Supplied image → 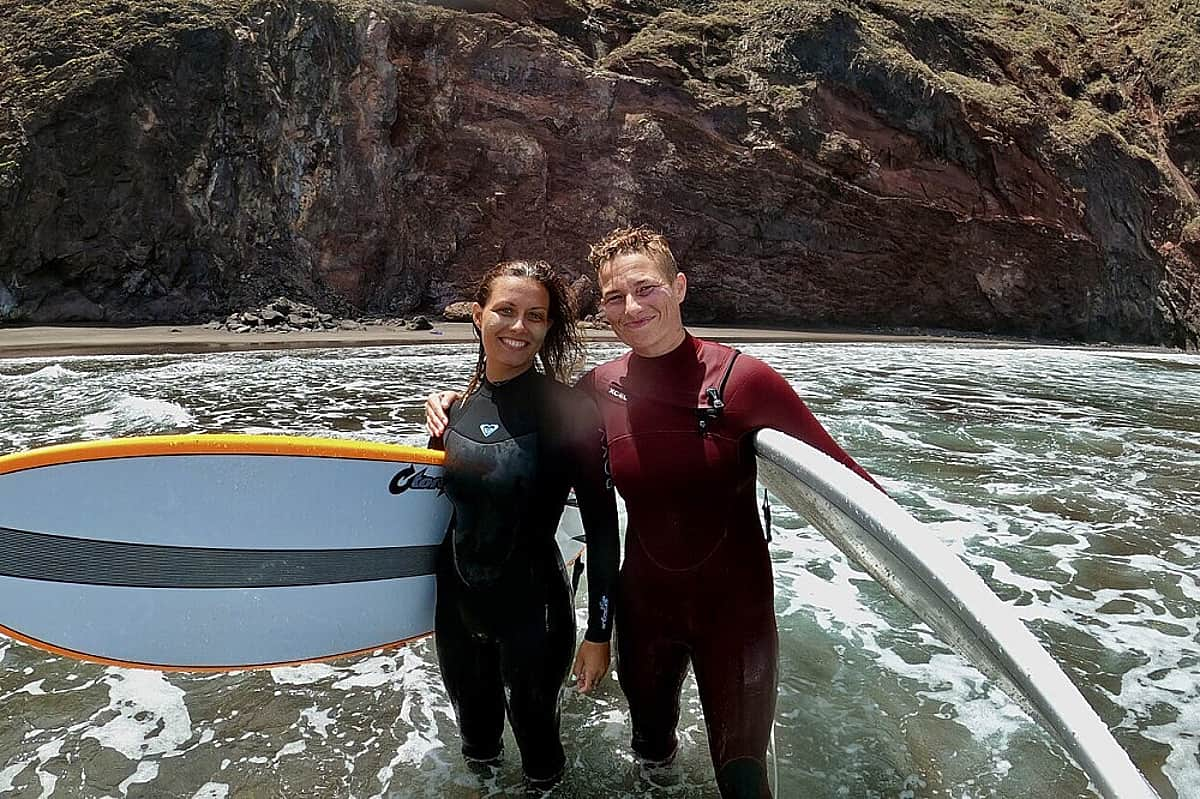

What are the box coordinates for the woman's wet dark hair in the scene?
[464,260,583,396]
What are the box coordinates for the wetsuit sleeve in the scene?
[566,389,619,643]
[728,356,884,492]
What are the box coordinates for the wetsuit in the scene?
[432,367,618,785]
[579,334,878,799]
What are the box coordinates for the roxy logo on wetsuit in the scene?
[388,465,444,495]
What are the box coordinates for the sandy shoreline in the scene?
[0,321,1108,359]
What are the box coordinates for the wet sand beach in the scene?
[0,322,1062,359]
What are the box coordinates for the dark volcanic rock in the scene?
[568,273,598,318]
[219,294,341,332]
[0,0,1198,348]
[442,301,473,321]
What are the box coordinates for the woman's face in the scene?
[473,275,553,382]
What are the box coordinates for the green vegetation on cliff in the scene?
[598,0,1200,170]
[4,0,1198,178]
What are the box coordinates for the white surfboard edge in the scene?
[753,428,1158,799]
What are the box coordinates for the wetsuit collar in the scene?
[480,365,539,397]
[623,332,725,409]
[628,332,701,370]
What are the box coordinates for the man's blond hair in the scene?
[588,226,679,282]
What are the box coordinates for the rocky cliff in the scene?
[1,0,1198,347]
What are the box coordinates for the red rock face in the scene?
[0,0,1197,348]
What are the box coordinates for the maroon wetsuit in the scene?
[579,334,878,798]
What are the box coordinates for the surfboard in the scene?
[0,434,585,672]
[753,428,1158,799]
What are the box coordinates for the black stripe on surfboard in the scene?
[0,526,439,588]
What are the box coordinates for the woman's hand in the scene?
[424,390,460,437]
[572,640,611,693]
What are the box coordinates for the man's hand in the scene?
[424,390,460,438]
[572,640,611,693]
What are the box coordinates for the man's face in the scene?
[598,253,687,358]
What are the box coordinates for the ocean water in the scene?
[0,341,1197,798]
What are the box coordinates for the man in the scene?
[428,227,879,797]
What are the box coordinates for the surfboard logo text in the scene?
[389,465,444,495]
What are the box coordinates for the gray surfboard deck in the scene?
[0,434,584,671]
[753,428,1158,799]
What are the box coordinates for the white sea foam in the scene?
[330,656,402,691]
[17,679,46,696]
[773,544,882,634]
[298,706,335,738]
[859,421,940,451]
[0,760,32,793]
[115,760,159,797]
[82,669,193,760]
[28,739,62,799]
[270,663,337,686]
[81,395,193,435]
[1094,350,1200,366]
[273,740,306,761]
[23,364,81,381]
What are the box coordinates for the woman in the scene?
[429,260,618,789]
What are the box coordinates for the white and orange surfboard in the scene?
[0,434,584,672]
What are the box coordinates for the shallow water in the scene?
[0,342,1197,798]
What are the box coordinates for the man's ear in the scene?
[471,303,483,332]
[673,272,687,304]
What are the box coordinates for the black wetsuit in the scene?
[433,367,619,784]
